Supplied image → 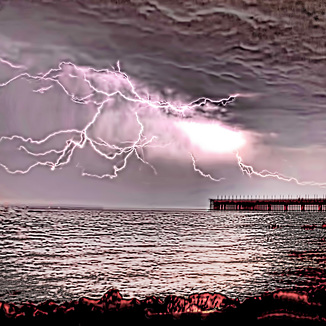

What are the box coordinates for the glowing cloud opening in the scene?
[176,121,246,154]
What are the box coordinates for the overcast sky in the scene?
[0,0,326,209]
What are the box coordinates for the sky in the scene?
[0,0,326,209]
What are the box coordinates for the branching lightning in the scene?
[236,152,326,187]
[1,56,325,187]
[0,57,234,180]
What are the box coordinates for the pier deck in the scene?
[209,197,326,211]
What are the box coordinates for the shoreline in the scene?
[1,286,326,325]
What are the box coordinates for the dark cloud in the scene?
[0,0,326,208]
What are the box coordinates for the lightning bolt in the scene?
[33,85,54,94]
[0,57,25,69]
[236,152,326,187]
[0,57,235,180]
[190,153,224,182]
[2,56,324,187]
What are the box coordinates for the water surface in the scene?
[1,207,325,303]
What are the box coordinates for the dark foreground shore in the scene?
[1,286,326,326]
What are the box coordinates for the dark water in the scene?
[1,206,325,304]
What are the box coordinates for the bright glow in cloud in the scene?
[176,121,245,153]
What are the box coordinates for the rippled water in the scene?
[1,206,326,303]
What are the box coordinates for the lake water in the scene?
[1,206,325,303]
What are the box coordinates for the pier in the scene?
[209,197,326,211]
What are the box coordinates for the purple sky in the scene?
[0,1,326,209]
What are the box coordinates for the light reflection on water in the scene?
[0,207,325,303]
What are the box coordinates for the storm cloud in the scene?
[0,0,326,208]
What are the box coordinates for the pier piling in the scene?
[210,197,326,211]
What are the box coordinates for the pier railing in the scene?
[209,198,326,211]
